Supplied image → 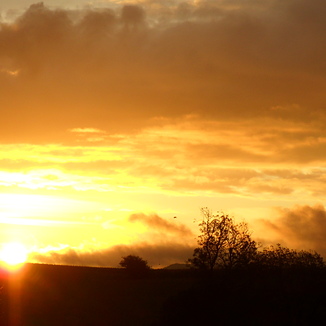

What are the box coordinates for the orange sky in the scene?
[1,0,326,267]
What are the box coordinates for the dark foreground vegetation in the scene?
[1,263,326,326]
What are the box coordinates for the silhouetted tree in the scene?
[219,220,257,269]
[119,255,150,278]
[189,207,257,270]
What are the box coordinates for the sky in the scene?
[0,0,326,268]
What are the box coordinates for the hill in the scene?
[163,263,190,270]
[1,263,326,325]
[0,263,195,326]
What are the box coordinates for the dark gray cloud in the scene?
[0,1,326,142]
[30,242,194,268]
[121,4,146,28]
[261,204,326,256]
[129,213,193,236]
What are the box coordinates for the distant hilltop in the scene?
[163,263,190,270]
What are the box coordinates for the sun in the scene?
[0,242,28,267]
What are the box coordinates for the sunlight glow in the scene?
[0,242,28,267]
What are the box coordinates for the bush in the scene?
[119,255,151,278]
[254,244,325,270]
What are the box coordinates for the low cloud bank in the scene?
[262,204,326,257]
[30,242,194,268]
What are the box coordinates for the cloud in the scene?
[1,1,326,142]
[186,144,266,163]
[261,204,326,256]
[69,128,105,133]
[30,242,194,268]
[121,4,146,28]
[2,117,326,198]
[78,7,117,37]
[0,1,324,270]
[1,1,326,224]
[129,212,193,236]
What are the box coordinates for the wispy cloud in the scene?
[0,216,91,226]
[129,213,193,236]
[69,128,105,133]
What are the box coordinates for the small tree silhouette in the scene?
[119,255,150,278]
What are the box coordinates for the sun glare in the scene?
[0,242,28,267]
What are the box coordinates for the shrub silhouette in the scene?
[254,244,325,270]
[119,255,150,278]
